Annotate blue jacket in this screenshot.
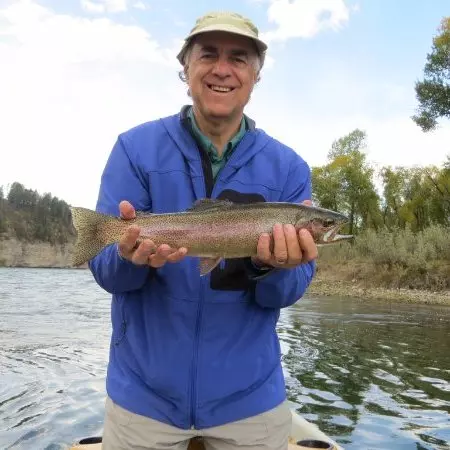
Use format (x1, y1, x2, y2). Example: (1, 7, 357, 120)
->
(89, 106, 315, 430)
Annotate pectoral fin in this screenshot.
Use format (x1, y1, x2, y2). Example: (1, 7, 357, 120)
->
(199, 256, 223, 276)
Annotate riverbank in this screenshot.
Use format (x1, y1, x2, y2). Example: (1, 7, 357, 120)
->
(309, 271, 450, 305)
(0, 237, 73, 267)
(311, 227, 450, 305)
(1, 237, 449, 305)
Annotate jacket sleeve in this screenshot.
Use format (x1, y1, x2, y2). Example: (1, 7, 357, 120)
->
(250, 158, 316, 309)
(88, 135, 154, 294)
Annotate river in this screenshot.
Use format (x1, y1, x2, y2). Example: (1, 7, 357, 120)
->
(0, 268, 449, 449)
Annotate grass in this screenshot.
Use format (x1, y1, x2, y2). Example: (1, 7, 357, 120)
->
(314, 225, 450, 292)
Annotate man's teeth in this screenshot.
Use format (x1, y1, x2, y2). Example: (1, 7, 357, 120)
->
(210, 85, 232, 92)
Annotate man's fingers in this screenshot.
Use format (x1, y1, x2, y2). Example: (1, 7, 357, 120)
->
(131, 239, 156, 265)
(272, 224, 288, 264)
(284, 224, 302, 264)
(118, 225, 141, 257)
(256, 233, 272, 262)
(116, 201, 188, 268)
(148, 244, 173, 268)
(301, 199, 313, 207)
(166, 247, 188, 263)
(298, 229, 318, 263)
(119, 200, 136, 220)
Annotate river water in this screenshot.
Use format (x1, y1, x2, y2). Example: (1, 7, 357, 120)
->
(0, 268, 449, 449)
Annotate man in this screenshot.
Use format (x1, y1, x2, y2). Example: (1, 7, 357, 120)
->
(89, 11, 318, 450)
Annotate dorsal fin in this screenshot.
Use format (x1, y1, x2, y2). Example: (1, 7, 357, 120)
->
(199, 256, 223, 275)
(186, 198, 234, 212)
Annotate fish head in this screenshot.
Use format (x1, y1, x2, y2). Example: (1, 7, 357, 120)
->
(296, 205, 353, 245)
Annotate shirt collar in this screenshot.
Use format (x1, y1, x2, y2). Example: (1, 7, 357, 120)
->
(187, 106, 247, 160)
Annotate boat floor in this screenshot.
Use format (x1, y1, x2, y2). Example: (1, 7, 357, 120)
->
(70, 409, 342, 449)
(71, 437, 327, 450)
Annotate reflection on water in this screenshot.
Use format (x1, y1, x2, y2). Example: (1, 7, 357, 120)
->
(0, 268, 449, 449)
(279, 298, 450, 449)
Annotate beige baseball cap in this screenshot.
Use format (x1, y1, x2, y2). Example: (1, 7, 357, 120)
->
(176, 11, 268, 65)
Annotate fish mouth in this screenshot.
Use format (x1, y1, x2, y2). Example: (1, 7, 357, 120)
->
(322, 223, 353, 244)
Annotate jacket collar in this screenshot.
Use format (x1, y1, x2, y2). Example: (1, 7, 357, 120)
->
(160, 105, 271, 184)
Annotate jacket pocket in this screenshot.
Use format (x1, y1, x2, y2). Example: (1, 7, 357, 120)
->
(210, 258, 255, 292)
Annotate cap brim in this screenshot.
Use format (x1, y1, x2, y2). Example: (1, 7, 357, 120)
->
(176, 24, 267, 65)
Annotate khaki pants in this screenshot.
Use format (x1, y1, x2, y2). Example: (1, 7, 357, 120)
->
(103, 396, 292, 450)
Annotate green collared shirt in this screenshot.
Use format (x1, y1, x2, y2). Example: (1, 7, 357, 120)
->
(187, 107, 247, 181)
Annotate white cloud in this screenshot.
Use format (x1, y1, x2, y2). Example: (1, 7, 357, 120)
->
(0, 0, 186, 209)
(247, 101, 450, 172)
(363, 117, 450, 169)
(80, 0, 105, 14)
(261, 0, 351, 43)
(133, 1, 147, 10)
(81, 0, 129, 14)
(0, 0, 448, 213)
(1, 0, 170, 65)
(263, 54, 275, 69)
(248, 58, 450, 172)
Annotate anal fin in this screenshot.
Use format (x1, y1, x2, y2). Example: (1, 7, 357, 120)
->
(199, 256, 223, 276)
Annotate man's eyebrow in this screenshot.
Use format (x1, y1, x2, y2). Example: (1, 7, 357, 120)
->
(199, 45, 250, 57)
(230, 49, 249, 57)
(200, 45, 218, 53)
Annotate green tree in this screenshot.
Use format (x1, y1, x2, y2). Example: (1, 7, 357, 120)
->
(380, 164, 450, 231)
(0, 186, 6, 233)
(7, 182, 26, 208)
(311, 165, 342, 212)
(2, 181, 75, 243)
(412, 17, 450, 131)
(312, 129, 381, 234)
(424, 164, 450, 225)
(445, 155, 450, 170)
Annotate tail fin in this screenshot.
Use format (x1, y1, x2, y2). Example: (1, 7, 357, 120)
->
(70, 207, 110, 266)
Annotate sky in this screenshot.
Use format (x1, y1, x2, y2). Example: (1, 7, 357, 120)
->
(0, 0, 449, 209)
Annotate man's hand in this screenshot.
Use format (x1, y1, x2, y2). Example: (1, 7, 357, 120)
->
(117, 201, 188, 268)
(252, 200, 318, 270)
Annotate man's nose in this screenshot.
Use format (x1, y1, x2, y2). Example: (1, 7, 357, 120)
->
(211, 57, 232, 77)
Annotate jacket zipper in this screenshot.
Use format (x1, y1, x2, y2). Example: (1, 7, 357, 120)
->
(186, 110, 248, 428)
(190, 281, 205, 428)
(188, 119, 213, 429)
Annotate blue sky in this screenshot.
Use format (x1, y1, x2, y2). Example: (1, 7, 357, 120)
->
(0, 0, 449, 208)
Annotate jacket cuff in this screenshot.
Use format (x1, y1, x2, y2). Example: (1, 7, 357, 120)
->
(244, 258, 276, 280)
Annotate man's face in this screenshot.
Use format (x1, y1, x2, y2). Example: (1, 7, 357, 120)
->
(185, 31, 260, 122)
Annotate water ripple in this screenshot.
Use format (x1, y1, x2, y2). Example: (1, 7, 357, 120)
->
(280, 297, 450, 449)
(1, 269, 449, 449)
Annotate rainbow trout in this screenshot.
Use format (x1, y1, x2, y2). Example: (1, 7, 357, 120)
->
(70, 199, 352, 274)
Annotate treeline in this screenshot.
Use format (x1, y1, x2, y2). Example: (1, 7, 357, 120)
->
(0, 129, 449, 291)
(0, 182, 75, 245)
(311, 129, 449, 234)
(312, 129, 450, 291)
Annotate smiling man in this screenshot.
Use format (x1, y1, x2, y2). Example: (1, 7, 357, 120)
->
(89, 11, 318, 450)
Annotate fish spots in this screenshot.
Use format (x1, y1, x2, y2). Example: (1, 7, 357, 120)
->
(210, 190, 267, 291)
